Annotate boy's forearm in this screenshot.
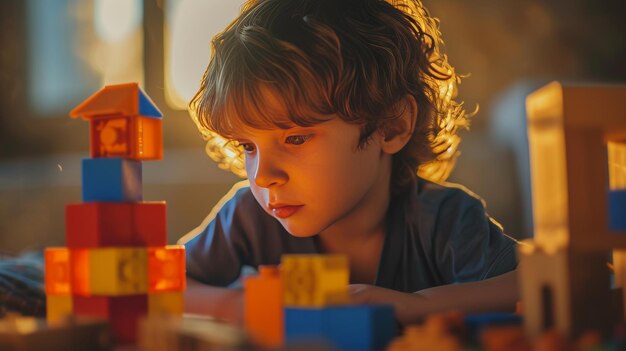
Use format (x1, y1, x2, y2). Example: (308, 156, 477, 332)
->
(184, 277, 244, 326)
(413, 269, 519, 318)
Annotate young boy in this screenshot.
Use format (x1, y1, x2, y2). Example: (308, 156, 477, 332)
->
(180, 0, 519, 326)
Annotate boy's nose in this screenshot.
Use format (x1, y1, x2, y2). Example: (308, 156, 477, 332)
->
(251, 152, 288, 188)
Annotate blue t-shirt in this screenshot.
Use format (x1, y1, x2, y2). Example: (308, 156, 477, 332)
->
(181, 177, 518, 292)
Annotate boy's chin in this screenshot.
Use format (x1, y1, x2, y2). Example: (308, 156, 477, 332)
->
(280, 223, 320, 238)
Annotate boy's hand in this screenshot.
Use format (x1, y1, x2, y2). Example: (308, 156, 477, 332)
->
(348, 284, 428, 325)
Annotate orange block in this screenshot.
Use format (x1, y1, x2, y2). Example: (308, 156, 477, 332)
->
(244, 266, 284, 348)
(69, 82, 163, 161)
(44, 248, 71, 295)
(89, 115, 162, 160)
(148, 245, 186, 293)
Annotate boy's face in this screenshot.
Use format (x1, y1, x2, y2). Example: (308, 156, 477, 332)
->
(232, 108, 390, 238)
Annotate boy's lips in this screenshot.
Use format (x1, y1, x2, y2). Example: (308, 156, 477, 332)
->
(269, 203, 304, 219)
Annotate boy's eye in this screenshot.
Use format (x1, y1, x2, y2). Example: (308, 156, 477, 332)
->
(285, 135, 311, 145)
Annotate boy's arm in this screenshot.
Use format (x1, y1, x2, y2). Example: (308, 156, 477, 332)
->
(349, 269, 519, 325)
(185, 277, 244, 326)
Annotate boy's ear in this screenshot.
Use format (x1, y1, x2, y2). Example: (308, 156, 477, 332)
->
(380, 94, 418, 154)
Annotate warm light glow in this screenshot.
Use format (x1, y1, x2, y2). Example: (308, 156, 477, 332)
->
(528, 122, 569, 250)
(608, 141, 626, 190)
(94, 0, 143, 43)
(165, 0, 244, 109)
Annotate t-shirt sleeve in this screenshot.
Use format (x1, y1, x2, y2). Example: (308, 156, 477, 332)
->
(433, 188, 518, 284)
(178, 181, 257, 286)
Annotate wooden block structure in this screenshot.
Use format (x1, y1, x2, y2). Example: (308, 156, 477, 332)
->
(243, 254, 396, 350)
(44, 83, 184, 345)
(520, 82, 626, 339)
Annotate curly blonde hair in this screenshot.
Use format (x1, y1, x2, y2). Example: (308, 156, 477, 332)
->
(190, 0, 470, 192)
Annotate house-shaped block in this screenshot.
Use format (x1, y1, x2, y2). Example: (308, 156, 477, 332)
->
(70, 83, 163, 160)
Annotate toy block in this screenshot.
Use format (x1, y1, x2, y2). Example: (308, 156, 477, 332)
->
(244, 265, 284, 348)
(44, 248, 71, 295)
(148, 245, 185, 293)
(387, 314, 463, 351)
(148, 292, 184, 316)
(609, 190, 626, 232)
(82, 158, 142, 202)
(285, 304, 395, 351)
(281, 254, 349, 307)
(70, 248, 91, 295)
(88, 247, 148, 295)
(70, 83, 163, 161)
(66, 202, 166, 247)
(479, 325, 530, 351)
(464, 312, 522, 344)
(526, 82, 626, 251)
(73, 295, 147, 344)
(0, 316, 113, 351)
(46, 295, 73, 323)
(518, 241, 615, 338)
(608, 141, 626, 191)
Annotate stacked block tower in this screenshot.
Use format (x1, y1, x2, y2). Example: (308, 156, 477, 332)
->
(244, 254, 396, 351)
(519, 82, 626, 339)
(44, 83, 185, 344)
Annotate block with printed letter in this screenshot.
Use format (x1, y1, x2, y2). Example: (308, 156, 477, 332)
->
(148, 292, 184, 316)
(70, 83, 163, 161)
(44, 247, 71, 295)
(281, 254, 349, 307)
(82, 158, 142, 202)
(88, 247, 148, 295)
(285, 304, 395, 351)
(148, 245, 186, 293)
(244, 266, 284, 348)
(65, 202, 166, 247)
(73, 295, 147, 344)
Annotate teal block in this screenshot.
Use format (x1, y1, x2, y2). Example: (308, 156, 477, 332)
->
(285, 305, 395, 351)
(82, 158, 142, 202)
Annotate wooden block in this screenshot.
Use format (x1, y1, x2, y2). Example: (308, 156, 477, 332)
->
(89, 247, 148, 296)
(82, 158, 142, 202)
(244, 266, 283, 348)
(281, 254, 349, 307)
(148, 245, 185, 293)
(66, 202, 166, 248)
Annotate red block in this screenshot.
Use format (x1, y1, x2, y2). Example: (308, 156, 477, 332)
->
(148, 245, 185, 293)
(73, 295, 147, 344)
(66, 202, 166, 248)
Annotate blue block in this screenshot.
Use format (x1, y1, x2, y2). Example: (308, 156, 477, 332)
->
(609, 190, 626, 232)
(285, 305, 395, 351)
(81, 158, 142, 202)
(464, 312, 522, 343)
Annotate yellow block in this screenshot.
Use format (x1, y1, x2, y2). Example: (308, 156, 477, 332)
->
(148, 292, 184, 316)
(281, 254, 349, 307)
(89, 247, 148, 295)
(46, 295, 73, 323)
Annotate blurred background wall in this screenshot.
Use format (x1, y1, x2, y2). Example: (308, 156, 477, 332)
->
(0, 0, 624, 252)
